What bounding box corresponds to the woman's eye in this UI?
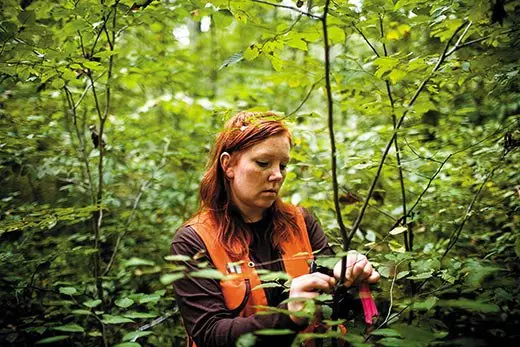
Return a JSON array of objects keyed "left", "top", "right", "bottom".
[{"left": 256, "top": 161, "right": 268, "bottom": 168}]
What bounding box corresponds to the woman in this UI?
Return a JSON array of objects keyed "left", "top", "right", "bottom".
[{"left": 171, "top": 111, "right": 380, "bottom": 346}]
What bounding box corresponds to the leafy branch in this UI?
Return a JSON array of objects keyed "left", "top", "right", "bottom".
[
  {"left": 344, "top": 21, "right": 471, "bottom": 253},
  {"left": 76, "top": 0, "right": 121, "bottom": 302}
]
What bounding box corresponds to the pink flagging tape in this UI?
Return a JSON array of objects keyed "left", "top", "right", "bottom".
[{"left": 359, "top": 282, "right": 378, "bottom": 325}]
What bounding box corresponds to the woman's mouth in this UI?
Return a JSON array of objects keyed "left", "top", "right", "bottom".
[{"left": 263, "top": 189, "right": 278, "bottom": 195}]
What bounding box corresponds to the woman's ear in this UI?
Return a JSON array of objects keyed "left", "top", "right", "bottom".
[{"left": 220, "top": 152, "right": 234, "bottom": 178}]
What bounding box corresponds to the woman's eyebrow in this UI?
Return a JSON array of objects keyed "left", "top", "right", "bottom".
[{"left": 254, "top": 152, "right": 290, "bottom": 161}]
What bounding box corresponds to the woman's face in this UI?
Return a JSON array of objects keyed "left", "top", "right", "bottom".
[{"left": 222, "top": 133, "right": 291, "bottom": 222}]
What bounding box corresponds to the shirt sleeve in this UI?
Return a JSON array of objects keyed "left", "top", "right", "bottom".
[
  {"left": 301, "top": 207, "right": 334, "bottom": 256},
  {"left": 171, "top": 226, "right": 303, "bottom": 347}
]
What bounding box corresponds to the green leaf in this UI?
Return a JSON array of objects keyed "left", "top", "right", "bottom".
[
  {"left": 374, "top": 57, "right": 400, "bottom": 79},
  {"left": 213, "top": 9, "right": 234, "bottom": 28},
  {"left": 82, "top": 61, "right": 103, "bottom": 70},
  {"left": 138, "top": 294, "right": 162, "bottom": 304},
  {"left": 258, "top": 271, "right": 290, "bottom": 281},
  {"left": 102, "top": 315, "right": 135, "bottom": 324},
  {"left": 236, "top": 332, "right": 257, "bottom": 347},
  {"left": 256, "top": 329, "right": 294, "bottom": 335},
  {"left": 124, "top": 257, "right": 155, "bottom": 267},
  {"left": 160, "top": 273, "right": 184, "bottom": 285},
  {"left": 243, "top": 44, "right": 260, "bottom": 61},
  {"left": 252, "top": 282, "right": 284, "bottom": 290},
  {"left": 388, "top": 240, "right": 406, "bottom": 253},
  {"left": 36, "top": 336, "right": 69, "bottom": 344},
  {"left": 59, "top": 287, "right": 77, "bottom": 295},
  {"left": 123, "top": 312, "right": 157, "bottom": 319},
  {"left": 122, "top": 331, "right": 152, "bottom": 342},
  {"left": 412, "top": 296, "right": 438, "bottom": 311},
  {"left": 328, "top": 26, "right": 346, "bottom": 45},
  {"left": 389, "top": 69, "right": 407, "bottom": 84},
  {"left": 438, "top": 299, "right": 500, "bottom": 313},
  {"left": 396, "top": 270, "right": 409, "bottom": 280},
  {"left": 378, "top": 337, "right": 406, "bottom": 346},
  {"left": 164, "top": 254, "right": 191, "bottom": 262},
  {"left": 267, "top": 53, "right": 284, "bottom": 72},
  {"left": 83, "top": 299, "right": 102, "bottom": 308},
  {"left": 93, "top": 50, "right": 119, "bottom": 59},
  {"left": 389, "top": 226, "right": 407, "bottom": 235},
  {"left": 407, "top": 272, "right": 433, "bottom": 280},
  {"left": 71, "top": 309, "right": 92, "bottom": 315},
  {"left": 219, "top": 52, "right": 243, "bottom": 70},
  {"left": 113, "top": 343, "right": 141, "bottom": 347},
  {"left": 53, "top": 324, "right": 84, "bottom": 333},
  {"left": 191, "top": 269, "right": 224, "bottom": 280},
  {"left": 115, "top": 297, "right": 134, "bottom": 308},
  {"left": 370, "top": 329, "right": 402, "bottom": 337}
]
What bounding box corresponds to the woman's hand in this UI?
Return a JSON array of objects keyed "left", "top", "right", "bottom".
[
  {"left": 288, "top": 273, "right": 335, "bottom": 325},
  {"left": 333, "top": 251, "right": 380, "bottom": 287}
]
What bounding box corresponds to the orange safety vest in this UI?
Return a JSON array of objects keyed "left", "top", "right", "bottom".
[{"left": 185, "top": 205, "right": 313, "bottom": 346}]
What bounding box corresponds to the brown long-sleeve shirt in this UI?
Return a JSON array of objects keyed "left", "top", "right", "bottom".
[{"left": 170, "top": 208, "right": 332, "bottom": 347}]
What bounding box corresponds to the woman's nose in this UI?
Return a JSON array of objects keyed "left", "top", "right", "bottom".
[{"left": 269, "top": 168, "right": 283, "bottom": 181}]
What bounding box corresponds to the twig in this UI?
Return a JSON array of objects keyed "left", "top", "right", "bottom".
[
  {"left": 368, "top": 203, "right": 396, "bottom": 221},
  {"left": 353, "top": 23, "right": 380, "bottom": 57},
  {"left": 251, "top": 0, "right": 322, "bottom": 19},
  {"left": 376, "top": 261, "right": 402, "bottom": 329},
  {"left": 446, "top": 21, "right": 472, "bottom": 56},
  {"left": 407, "top": 154, "right": 451, "bottom": 218},
  {"left": 446, "top": 28, "right": 518, "bottom": 56},
  {"left": 103, "top": 139, "right": 169, "bottom": 276},
  {"left": 441, "top": 157, "right": 504, "bottom": 260},
  {"left": 129, "top": 309, "right": 178, "bottom": 342},
  {"left": 64, "top": 86, "right": 96, "bottom": 203},
  {"left": 287, "top": 78, "right": 324, "bottom": 117},
  {"left": 90, "top": 8, "right": 113, "bottom": 57}
]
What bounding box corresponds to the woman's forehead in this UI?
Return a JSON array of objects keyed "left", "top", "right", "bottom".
[{"left": 246, "top": 136, "right": 291, "bottom": 159}]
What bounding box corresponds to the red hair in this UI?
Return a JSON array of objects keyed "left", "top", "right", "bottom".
[{"left": 195, "top": 111, "right": 300, "bottom": 260}]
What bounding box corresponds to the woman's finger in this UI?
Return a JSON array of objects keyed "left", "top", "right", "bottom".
[
  {"left": 351, "top": 254, "right": 368, "bottom": 283},
  {"left": 361, "top": 261, "right": 373, "bottom": 281},
  {"left": 366, "top": 269, "right": 381, "bottom": 283}
]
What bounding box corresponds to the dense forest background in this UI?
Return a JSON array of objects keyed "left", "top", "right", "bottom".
[{"left": 1, "top": 0, "right": 519, "bottom": 346}]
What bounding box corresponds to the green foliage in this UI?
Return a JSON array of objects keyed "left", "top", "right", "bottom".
[{"left": 1, "top": 0, "right": 519, "bottom": 345}]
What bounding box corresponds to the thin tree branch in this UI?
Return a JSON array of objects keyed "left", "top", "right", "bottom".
[
  {"left": 441, "top": 157, "right": 504, "bottom": 260},
  {"left": 446, "top": 21, "right": 472, "bottom": 56},
  {"left": 446, "top": 28, "right": 518, "bottom": 56},
  {"left": 86, "top": 1, "right": 120, "bottom": 302},
  {"left": 378, "top": 14, "right": 409, "bottom": 251},
  {"left": 353, "top": 23, "right": 380, "bottom": 57},
  {"left": 321, "top": 0, "right": 349, "bottom": 286},
  {"left": 103, "top": 140, "right": 169, "bottom": 276},
  {"left": 90, "top": 8, "right": 113, "bottom": 57},
  {"left": 64, "top": 86, "right": 96, "bottom": 204},
  {"left": 407, "top": 154, "right": 451, "bottom": 218},
  {"left": 251, "top": 0, "right": 322, "bottom": 19},
  {"left": 287, "top": 78, "right": 324, "bottom": 117},
  {"left": 376, "top": 260, "right": 402, "bottom": 329}
]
